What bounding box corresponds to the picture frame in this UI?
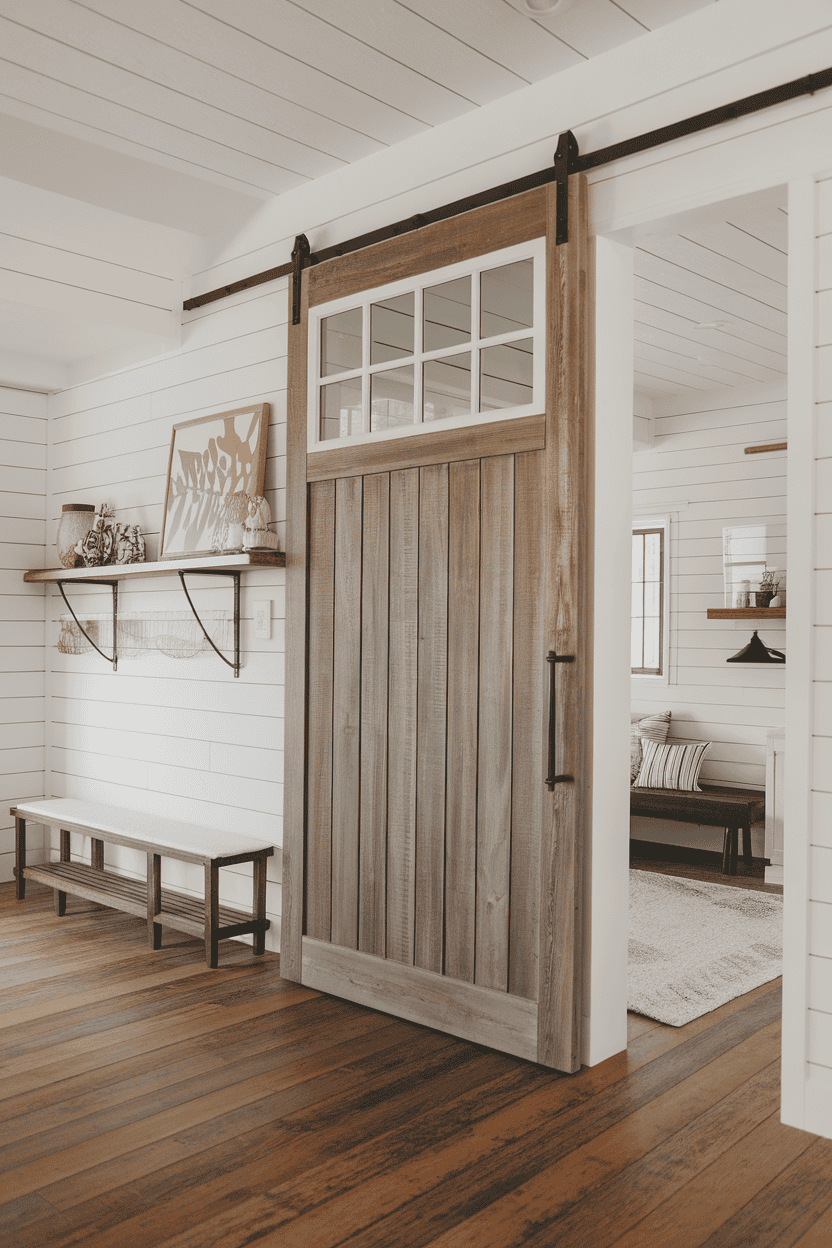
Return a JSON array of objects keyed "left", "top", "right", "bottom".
[{"left": 159, "top": 403, "right": 270, "bottom": 559}]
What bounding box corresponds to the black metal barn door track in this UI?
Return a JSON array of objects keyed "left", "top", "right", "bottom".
[{"left": 180, "top": 68, "right": 832, "bottom": 320}]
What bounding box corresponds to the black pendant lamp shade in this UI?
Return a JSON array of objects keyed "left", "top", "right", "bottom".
[{"left": 726, "top": 630, "right": 785, "bottom": 664}]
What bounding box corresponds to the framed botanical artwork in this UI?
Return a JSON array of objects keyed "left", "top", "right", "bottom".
[{"left": 159, "top": 404, "right": 270, "bottom": 559}]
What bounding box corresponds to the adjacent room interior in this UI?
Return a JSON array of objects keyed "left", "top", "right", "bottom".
[{"left": 624, "top": 185, "right": 788, "bottom": 1028}]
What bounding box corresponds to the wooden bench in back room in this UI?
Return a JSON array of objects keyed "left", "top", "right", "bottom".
[
  {"left": 630, "top": 784, "right": 765, "bottom": 876},
  {"left": 12, "top": 797, "right": 274, "bottom": 967}
]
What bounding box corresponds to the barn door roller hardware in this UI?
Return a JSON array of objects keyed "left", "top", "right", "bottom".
[{"left": 183, "top": 67, "right": 832, "bottom": 317}]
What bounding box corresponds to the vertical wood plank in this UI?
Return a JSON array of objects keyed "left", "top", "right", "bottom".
[
  {"left": 445, "top": 459, "right": 480, "bottom": 984},
  {"left": 306, "top": 479, "right": 336, "bottom": 943},
  {"left": 331, "top": 475, "right": 363, "bottom": 950},
  {"left": 91, "top": 838, "right": 104, "bottom": 871},
  {"left": 510, "top": 450, "right": 545, "bottom": 999},
  {"left": 387, "top": 468, "right": 419, "bottom": 966},
  {"left": 415, "top": 462, "right": 449, "bottom": 973},
  {"left": 476, "top": 453, "right": 514, "bottom": 992},
  {"left": 538, "top": 174, "right": 593, "bottom": 1070},
  {"left": 359, "top": 473, "right": 390, "bottom": 957},
  {"left": 281, "top": 275, "right": 310, "bottom": 982}
]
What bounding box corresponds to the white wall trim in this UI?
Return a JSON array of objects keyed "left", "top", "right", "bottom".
[
  {"left": 585, "top": 234, "right": 632, "bottom": 1066},
  {"left": 781, "top": 175, "right": 818, "bottom": 1129}
]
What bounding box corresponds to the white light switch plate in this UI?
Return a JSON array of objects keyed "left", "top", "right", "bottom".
[{"left": 253, "top": 600, "right": 271, "bottom": 640}]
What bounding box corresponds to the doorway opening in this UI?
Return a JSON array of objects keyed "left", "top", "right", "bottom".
[{"left": 622, "top": 185, "right": 788, "bottom": 1032}]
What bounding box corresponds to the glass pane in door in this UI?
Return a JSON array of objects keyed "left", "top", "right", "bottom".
[
  {"left": 424, "top": 353, "right": 471, "bottom": 422},
  {"left": 424, "top": 276, "right": 471, "bottom": 353},
  {"left": 321, "top": 307, "right": 362, "bottom": 376},
  {"left": 371, "top": 365, "right": 414, "bottom": 431},
  {"left": 371, "top": 293, "right": 414, "bottom": 364},
  {"left": 480, "top": 259, "right": 533, "bottom": 338},
  {"left": 480, "top": 339, "right": 533, "bottom": 410}
]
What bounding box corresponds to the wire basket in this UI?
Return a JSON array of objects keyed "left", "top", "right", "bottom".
[{"left": 58, "top": 611, "right": 232, "bottom": 660}]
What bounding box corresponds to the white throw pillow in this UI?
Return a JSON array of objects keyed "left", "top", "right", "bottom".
[
  {"left": 630, "top": 710, "right": 671, "bottom": 783},
  {"left": 634, "top": 739, "right": 711, "bottom": 792}
]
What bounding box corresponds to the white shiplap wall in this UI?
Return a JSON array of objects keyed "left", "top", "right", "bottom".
[
  {"left": 631, "top": 380, "right": 786, "bottom": 853},
  {"left": 44, "top": 285, "right": 286, "bottom": 946},
  {"left": 1, "top": 385, "right": 46, "bottom": 881},
  {"left": 806, "top": 171, "right": 832, "bottom": 1122}
]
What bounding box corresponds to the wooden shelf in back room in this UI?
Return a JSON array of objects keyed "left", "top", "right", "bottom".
[
  {"left": 706, "top": 608, "right": 786, "bottom": 620},
  {"left": 22, "top": 551, "right": 285, "bottom": 583}
]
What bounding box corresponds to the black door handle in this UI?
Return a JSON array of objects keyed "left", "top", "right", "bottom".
[{"left": 546, "top": 651, "right": 574, "bottom": 789}]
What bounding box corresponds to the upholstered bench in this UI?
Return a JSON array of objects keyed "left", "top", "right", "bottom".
[
  {"left": 12, "top": 797, "right": 274, "bottom": 966},
  {"left": 630, "top": 784, "right": 766, "bottom": 875}
]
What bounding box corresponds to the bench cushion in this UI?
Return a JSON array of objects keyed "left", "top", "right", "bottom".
[{"left": 11, "top": 798, "right": 274, "bottom": 861}]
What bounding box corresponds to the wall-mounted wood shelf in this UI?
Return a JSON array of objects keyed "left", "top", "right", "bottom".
[
  {"left": 22, "top": 551, "right": 285, "bottom": 675},
  {"left": 707, "top": 608, "right": 786, "bottom": 620},
  {"left": 22, "top": 551, "right": 285, "bottom": 583}
]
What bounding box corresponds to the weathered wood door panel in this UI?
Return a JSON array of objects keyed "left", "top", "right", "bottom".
[
  {"left": 306, "top": 454, "right": 541, "bottom": 991},
  {"left": 283, "top": 179, "right": 592, "bottom": 1072}
]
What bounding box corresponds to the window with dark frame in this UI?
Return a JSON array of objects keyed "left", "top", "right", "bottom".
[{"left": 632, "top": 527, "right": 664, "bottom": 676}]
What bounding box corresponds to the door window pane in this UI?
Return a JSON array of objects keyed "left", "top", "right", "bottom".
[
  {"left": 424, "top": 276, "right": 471, "bottom": 353},
  {"left": 320, "top": 377, "right": 362, "bottom": 441},
  {"left": 423, "top": 353, "right": 471, "bottom": 422},
  {"left": 480, "top": 339, "right": 533, "bottom": 411},
  {"left": 321, "top": 307, "right": 362, "bottom": 376},
  {"left": 480, "top": 259, "right": 533, "bottom": 338},
  {"left": 371, "top": 365, "right": 414, "bottom": 431},
  {"left": 371, "top": 292, "right": 414, "bottom": 364}
]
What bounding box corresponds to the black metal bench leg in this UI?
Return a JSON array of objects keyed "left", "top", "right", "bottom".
[
  {"left": 147, "top": 852, "right": 162, "bottom": 949},
  {"left": 205, "top": 862, "right": 219, "bottom": 968},
  {"left": 253, "top": 854, "right": 267, "bottom": 956},
  {"left": 15, "top": 815, "right": 25, "bottom": 900},
  {"left": 55, "top": 829, "right": 70, "bottom": 916},
  {"left": 722, "top": 827, "right": 739, "bottom": 875}
]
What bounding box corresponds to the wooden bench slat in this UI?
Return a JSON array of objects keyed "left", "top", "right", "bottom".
[{"left": 23, "top": 862, "right": 267, "bottom": 937}]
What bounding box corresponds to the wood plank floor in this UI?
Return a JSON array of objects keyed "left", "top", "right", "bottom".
[{"left": 1, "top": 877, "right": 827, "bottom": 1247}]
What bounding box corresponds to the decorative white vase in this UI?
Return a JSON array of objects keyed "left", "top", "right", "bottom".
[{"left": 56, "top": 504, "right": 95, "bottom": 569}]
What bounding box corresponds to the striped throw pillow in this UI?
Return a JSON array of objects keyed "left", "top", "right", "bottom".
[
  {"left": 630, "top": 710, "right": 671, "bottom": 783},
  {"left": 634, "top": 739, "right": 711, "bottom": 791}
]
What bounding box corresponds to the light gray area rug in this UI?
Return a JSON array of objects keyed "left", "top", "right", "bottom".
[{"left": 628, "top": 869, "right": 783, "bottom": 1027}]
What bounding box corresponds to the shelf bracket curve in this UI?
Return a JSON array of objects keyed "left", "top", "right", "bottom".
[
  {"left": 178, "top": 570, "right": 241, "bottom": 677},
  {"left": 57, "top": 579, "right": 118, "bottom": 671}
]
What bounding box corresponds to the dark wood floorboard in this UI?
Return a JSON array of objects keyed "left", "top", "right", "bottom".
[{"left": 0, "top": 879, "right": 823, "bottom": 1247}]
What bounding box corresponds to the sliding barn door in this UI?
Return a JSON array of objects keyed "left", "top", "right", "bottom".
[{"left": 282, "top": 180, "right": 592, "bottom": 1072}]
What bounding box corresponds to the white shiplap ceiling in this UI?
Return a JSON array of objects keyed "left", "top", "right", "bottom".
[
  {"left": 0, "top": 0, "right": 733, "bottom": 387},
  {"left": 631, "top": 186, "right": 787, "bottom": 400},
  {"left": 0, "top": 0, "right": 717, "bottom": 207}
]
